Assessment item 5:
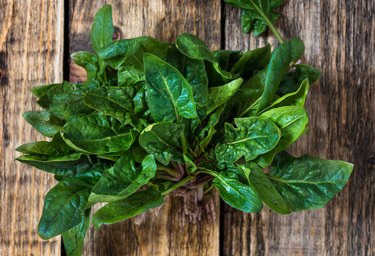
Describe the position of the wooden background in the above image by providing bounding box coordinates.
[1,0,374,255]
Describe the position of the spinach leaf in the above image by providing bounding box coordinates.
[257,106,308,167]
[89,155,156,203]
[167,46,209,106]
[62,209,91,256]
[213,50,242,71]
[238,162,290,214]
[83,87,134,124]
[90,4,114,52]
[38,176,96,239]
[175,33,237,80]
[23,111,63,137]
[231,44,271,78]
[256,38,305,113]
[213,171,263,213]
[197,104,226,150]
[33,82,93,120]
[31,83,63,100]
[92,187,164,228]
[278,64,321,95]
[268,152,353,211]
[262,78,310,112]
[144,53,198,122]
[225,0,284,36]
[71,51,98,81]
[98,36,169,68]
[16,133,72,156]
[16,153,91,176]
[234,68,268,115]
[139,122,184,165]
[215,117,280,163]
[206,77,243,115]
[62,112,135,154]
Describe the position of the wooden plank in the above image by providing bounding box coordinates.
[321,1,374,255]
[0,0,64,255]
[223,0,374,255]
[68,1,221,255]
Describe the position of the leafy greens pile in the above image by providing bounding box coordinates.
[17,4,353,256]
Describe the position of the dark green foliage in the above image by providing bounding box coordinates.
[17,5,352,255]
[225,0,285,36]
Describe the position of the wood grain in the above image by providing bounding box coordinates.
[223,0,374,255]
[68,1,221,255]
[0,0,64,255]
[2,0,374,255]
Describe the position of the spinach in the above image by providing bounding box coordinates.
[225,0,285,39]
[17,4,353,255]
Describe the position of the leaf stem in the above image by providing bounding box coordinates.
[180,133,188,154]
[161,175,195,196]
[196,167,219,178]
[157,165,180,178]
[249,0,284,44]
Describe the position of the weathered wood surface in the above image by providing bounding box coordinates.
[1,0,374,255]
[223,0,374,255]
[68,1,221,255]
[0,0,64,255]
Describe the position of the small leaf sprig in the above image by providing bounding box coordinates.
[225,0,285,41]
[17,4,352,255]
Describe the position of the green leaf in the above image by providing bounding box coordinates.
[16,133,72,156]
[215,117,280,163]
[90,4,114,52]
[268,152,353,211]
[23,111,63,137]
[234,69,267,115]
[89,155,157,203]
[16,153,91,176]
[62,112,135,154]
[206,77,243,115]
[144,53,198,122]
[278,64,321,95]
[231,44,271,77]
[257,38,305,112]
[97,36,169,68]
[71,51,98,81]
[62,209,91,256]
[238,162,290,214]
[92,188,164,229]
[175,33,236,79]
[83,87,134,124]
[183,154,197,174]
[118,65,144,87]
[213,50,242,71]
[31,83,63,100]
[167,46,209,106]
[38,177,94,239]
[175,33,217,63]
[139,123,184,165]
[33,82,92,119]
[257,106,308,167]
[198,104,226,150]
[225,0,285,36]
[263,78,310,112]
[213,171,263,213]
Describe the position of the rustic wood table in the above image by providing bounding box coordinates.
[1,1,374,255]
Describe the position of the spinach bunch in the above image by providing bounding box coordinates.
[17,4,353,255]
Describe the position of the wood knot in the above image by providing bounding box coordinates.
[0,69,9,86]
[112,26,122,40]
[368,155,375,170]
